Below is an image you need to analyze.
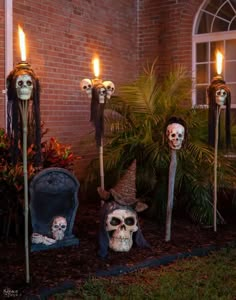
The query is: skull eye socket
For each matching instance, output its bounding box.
[27,81,32,86]
[54,224,59,228]
[125,217,135,226]
[17,80,24,87]
[216,90,226,96]
[178,134,182,138]
[61,225,66,229]
[83,84,91,89]
[110,217,121,226]
[171,133,176,138]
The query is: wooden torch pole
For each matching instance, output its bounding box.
[165,149,177,242]
[214,106,221,232]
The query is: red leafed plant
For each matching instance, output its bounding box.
[0,127,80,238]
[41,137,77,170]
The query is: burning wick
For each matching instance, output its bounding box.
[93,57,100,78]
[216,50,223,77]
[18,25,27,62]
[92,57,102,85]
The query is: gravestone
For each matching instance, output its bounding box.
[29,167,79,251]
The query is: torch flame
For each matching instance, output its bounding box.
[18,25,26,61]
[216,50,223,76]
[93,57,100,78]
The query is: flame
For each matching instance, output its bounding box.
[93,57,100,78]
[18,25,26,61]
[216,50,223,76]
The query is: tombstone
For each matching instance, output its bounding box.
[29,167,79,252]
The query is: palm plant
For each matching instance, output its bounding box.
[86,61,236,225]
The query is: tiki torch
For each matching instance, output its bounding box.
[80,57,115,194]
[207,51,231,232]
[6,25,41,283]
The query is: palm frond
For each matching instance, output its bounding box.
[84,60,236,226]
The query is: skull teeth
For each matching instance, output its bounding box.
[112,237,129,241]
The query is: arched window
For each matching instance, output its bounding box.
[193,0,236,107]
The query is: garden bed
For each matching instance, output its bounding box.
[1,200,236,299]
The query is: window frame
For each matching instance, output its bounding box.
[192,1,236,108]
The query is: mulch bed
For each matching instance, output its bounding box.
[1,201,236,299]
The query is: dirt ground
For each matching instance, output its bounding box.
[1,200,236,299]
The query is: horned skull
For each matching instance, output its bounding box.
[215,88,227,106]
[106,209,138,252]
[166,123,185,150]
[51,216,67,241]
[80,78,93,99]
[103,81,115,99]
[15,74,33,101]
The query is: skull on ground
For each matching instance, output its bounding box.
[51,216,67,241]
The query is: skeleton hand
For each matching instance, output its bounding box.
[31,233,56,245]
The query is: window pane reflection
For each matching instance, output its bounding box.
[197,43,208,62]
[226,40,236,59]
[218,2,234,21]
[197,64,208,83]
[196,86,207,105]
[212,17,229,32]
[225,62,236,81]
[227,84,236,104]
[205,0,227,14]
[197,12,213,33]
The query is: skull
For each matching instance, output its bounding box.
[106,209,138,252]
[166,123,185,150]
[15,74,33,101]
[98,86,107,104]
[51,216,67,241]
[103,81,115,99]
[80,78,93,99]
[215,88,227,106]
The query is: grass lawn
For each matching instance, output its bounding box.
[53,247,236,300]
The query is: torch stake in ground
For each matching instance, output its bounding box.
[165,149,177,242]
[6,61,41,283]
[19,99,30,282]
[80,59,115,195]
[165,117,186,242]
[207,77,231,232]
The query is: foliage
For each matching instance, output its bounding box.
[86,61,236,225]
[0,129,76,198]
[41,137,76,170]
[0,127,78,238]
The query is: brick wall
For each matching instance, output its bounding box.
[0,0,138,179]
[0,0,204,180]
[138,0,203,76]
